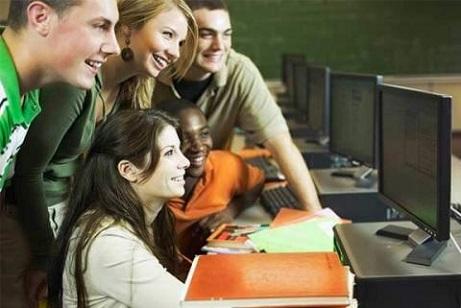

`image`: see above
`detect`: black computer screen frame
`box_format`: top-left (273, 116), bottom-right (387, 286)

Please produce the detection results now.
top-left (329, 72), bottom-right (383, 168)
top-left (292, 61), bottom-right (309, 114)
top-left (307, 65), bottom-right (330, 139)
top-left (378, 84), bottom-right (451, 241)
top-left (282, 54), bottom-right (305, 103)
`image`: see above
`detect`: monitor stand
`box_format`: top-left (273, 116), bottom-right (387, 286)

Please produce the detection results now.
top-left (376, 225), bottom-right (448, 266)
top-left (330, 165), bottom-right (376, 188)
top-left (405, 229), bottom-right (448, 266)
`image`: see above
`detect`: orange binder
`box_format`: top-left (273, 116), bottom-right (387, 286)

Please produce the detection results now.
top-left (181, 252), bottom-right (352, 307)
top-left (271, 208), bottom-right (351, 228)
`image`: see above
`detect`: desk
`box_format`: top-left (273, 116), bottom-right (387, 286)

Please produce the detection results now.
top-left (310, 168), bottom-right (393, 222)
top-left (334, 221), bottom-right (461, 308)
top-left (293, 137), bottom-right (333, 169)
top-left (333, 156), bottom-right (461, 308)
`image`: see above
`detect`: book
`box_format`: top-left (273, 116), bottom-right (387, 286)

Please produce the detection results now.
top-left (271, 208), bottom-right (350, 228)
top-left (206, 223), bottom-right (268, 250)
top-left (181, 252), bottom-right (353, 307)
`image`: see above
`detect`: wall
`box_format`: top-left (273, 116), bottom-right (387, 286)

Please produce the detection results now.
top-left (383, 75), bottom-right (461, 131)
top-left (227, 0), bottom-right (461, 79)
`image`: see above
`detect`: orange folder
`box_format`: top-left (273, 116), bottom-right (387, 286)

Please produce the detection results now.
top-left (182, 252), bottom-right (352, 307)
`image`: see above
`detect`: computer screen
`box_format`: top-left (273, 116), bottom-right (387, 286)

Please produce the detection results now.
top-left (378, 84), bottom-right (451, 242)
top-left (329, 72), bottom-right (382, 168)
top-left (292, 61), bottom-right (309, 115)
top-left (307, 65), bottom-right (330, 140)
top-left (281, 54), bottom-right (305, 102)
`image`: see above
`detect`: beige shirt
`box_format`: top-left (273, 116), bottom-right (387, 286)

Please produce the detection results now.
top-left (153, 49), bottom-right (289, 149)
top-left (63, 219), bottom-right (183, 308)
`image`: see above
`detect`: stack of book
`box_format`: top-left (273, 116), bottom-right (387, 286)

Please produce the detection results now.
top-left (180, 252), bottom-right (356, 307)
top-left (202, 208), bottom-right (347, 254)
top-left (202, 223), bottom-right (269, 254)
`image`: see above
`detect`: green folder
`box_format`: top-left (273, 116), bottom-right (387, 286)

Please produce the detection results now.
top-left (248, 217), bottom-right (341, 253)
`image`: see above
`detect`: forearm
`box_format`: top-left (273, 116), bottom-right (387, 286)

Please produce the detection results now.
top-left (264, 133), bottom-right (322, 212)
top-left (13, 176), bottom-right (55, 270)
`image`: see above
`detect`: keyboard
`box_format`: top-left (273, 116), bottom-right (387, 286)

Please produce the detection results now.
top-left (260, 186), bottom-right (299, 217)
top-left (451, 202), bottom-right (461, 224)
top-left (245, 156), bottom-right (285, 182)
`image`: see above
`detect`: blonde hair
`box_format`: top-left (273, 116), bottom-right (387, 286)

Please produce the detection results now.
top-left (116, 0), bottom-right (198, 109)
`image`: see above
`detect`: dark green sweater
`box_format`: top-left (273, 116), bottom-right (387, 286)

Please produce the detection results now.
top-left (10, 77), bottom-right (101, 270)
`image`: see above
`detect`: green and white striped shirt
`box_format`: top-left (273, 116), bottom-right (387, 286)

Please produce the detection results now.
top-left (0, 36), bottom-right (40, 190)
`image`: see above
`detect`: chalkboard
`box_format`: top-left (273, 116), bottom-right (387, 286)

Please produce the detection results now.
top-left (227, 0), bottom-right (461, 79)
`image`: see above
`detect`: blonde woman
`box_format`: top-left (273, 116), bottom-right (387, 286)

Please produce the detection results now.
top-left (9, 0), bottom-right (197, 305)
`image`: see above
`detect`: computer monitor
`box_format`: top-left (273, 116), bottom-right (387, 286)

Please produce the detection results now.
top-left (292, 61), bottom-right (309, 117)
top-left (306, 65), bottom-right (330, 143)
top-left (377, 84), bottom-right (451, 266)
top-left (281, 54), bottom-right (305, 103)
top-left (329, 72), bottom-right (382, 169)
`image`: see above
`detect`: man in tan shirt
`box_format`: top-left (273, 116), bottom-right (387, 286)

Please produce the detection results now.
top-left (152, 0), bottom-right (322, 212)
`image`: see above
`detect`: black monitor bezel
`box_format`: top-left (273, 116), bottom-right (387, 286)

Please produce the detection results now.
top-left (282, 54), bottom-right (305, 103)
top-left (292, 61), bottom-right (309, 113)
top-left (281, 53), bottom-right (305, 83)
top-left (307, 65), bottom-right (330, 139)
top-left (378, 84), bottom-right (451, 241)
top-left (329, 72), bottom-right (383, 168)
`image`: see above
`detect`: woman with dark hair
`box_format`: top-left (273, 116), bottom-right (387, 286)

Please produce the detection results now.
top-left (50, 109), bottom-right (190, 307)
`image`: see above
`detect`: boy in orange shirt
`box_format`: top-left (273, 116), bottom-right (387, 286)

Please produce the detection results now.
top-left (157, 99), bottom-right (264, 257)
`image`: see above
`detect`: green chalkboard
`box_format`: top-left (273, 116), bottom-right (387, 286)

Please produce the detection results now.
top-left (227, 0), bottom-right (461, 79)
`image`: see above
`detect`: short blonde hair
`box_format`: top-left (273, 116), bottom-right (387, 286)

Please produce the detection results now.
top-left (116, 0), bottom-right (198, 109)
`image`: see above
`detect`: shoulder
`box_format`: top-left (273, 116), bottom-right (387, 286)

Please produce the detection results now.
top-left (208, 150), bottom-right (247, 173)
top-left (226, 49), bottom-right (262, 77)
top-left (209, 150), bottom-right (243, 164)
top-left (39, 82), bottom-right (93, 110)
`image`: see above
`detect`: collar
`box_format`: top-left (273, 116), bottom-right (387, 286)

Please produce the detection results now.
top-left (0, 37), bottom-right (22, 105)
top-left (157, 49), bottom-right (235, 91)
top-left (0, 37), bottom-right (40, 125)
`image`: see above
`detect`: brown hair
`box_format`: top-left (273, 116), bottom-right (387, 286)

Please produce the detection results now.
top-left (185, 0), bottom-right (228, 12)
top-left (50, 109), bottom-right (181, 307)
top-left (8, 0), bottom-right (81, 30)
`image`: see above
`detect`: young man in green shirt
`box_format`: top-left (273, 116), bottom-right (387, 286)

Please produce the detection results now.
top-left (0, 0), bottom-right (119, 306)
top-left (153, 0), bottom-right (322, 213)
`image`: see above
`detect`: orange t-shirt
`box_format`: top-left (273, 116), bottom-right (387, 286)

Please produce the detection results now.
top-left (168, 151), bottom-right (264, 252)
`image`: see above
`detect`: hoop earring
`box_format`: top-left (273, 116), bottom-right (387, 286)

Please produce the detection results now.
top-left (121, 37), bottom-right (134, 62)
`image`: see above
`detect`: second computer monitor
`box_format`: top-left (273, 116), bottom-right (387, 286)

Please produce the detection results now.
top-left (329, 72), bottom-right (382, 167)
top-left (307, 65), bottom-right (330, 140)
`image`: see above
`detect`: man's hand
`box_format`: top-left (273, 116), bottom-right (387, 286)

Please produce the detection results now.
top-left (198, 208), bottom-right (234, 232)
top-left (25, 269), bottom-right (48, 308)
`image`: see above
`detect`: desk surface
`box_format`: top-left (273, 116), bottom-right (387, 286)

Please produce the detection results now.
top-left (236, 156), bottom-right (461, 225)
top-left (310, 167), bottom-right (378, 195)
top-left (334, 220), bottom-right (461, 280)
top-left (292, 137), bottom-right (329, 154)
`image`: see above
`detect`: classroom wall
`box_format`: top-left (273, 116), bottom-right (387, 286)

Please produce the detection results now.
top-left (227, 0), bottom-right (461, 79)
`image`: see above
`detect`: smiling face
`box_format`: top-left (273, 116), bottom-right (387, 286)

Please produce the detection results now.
top-left (187, 8), bottom-right (232, 81)
top-left (135, 125), bottom-right (190, 205)
top-left (177, 107), bottom-right (213, 178)
top-left (47, 0), bottom-right (120, 89)
top-left (127, 6), bottom-right (188, 78)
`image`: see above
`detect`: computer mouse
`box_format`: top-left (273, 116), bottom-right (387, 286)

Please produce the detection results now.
top-left (355, 177), bottom-right (375, 189)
